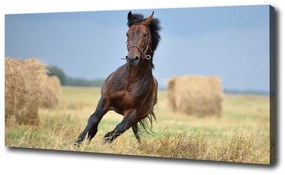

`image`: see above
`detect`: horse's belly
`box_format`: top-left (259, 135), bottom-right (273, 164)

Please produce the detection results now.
top-left (108, 91), bottom-right (133, 114)
top-left (109, 89), bottom-right (156, 117)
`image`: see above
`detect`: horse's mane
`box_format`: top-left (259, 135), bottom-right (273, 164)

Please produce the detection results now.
top-left (127, 13), bottom-right (161, 53)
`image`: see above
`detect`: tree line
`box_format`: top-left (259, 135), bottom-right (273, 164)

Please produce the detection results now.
top-left (47, 65), bottom-right (104, 87)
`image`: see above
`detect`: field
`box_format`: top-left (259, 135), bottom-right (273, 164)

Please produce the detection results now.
top-left (5, 87), bottom-right (271, 164)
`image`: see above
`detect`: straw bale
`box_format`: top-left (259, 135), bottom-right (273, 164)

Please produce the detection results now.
top-left (40, 76), bottom-right (61, 108)
top-left (167, 75), bottom-right (223, 117)
top-left (5, 57), bottom-right (48, 125)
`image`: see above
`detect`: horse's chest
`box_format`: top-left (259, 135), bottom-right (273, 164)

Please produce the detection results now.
top-left (114, 83), bottom-right (149, 103)
top-left (109, 80), bottom-right (153, 113)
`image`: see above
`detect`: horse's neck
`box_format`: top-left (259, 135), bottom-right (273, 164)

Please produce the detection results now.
top-left (125, 63), bottom-right (152, 81)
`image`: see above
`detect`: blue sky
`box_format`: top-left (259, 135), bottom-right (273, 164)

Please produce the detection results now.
top-left (5, 5), bottom-right (270, 92)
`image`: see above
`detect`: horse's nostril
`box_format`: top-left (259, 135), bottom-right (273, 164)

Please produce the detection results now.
top-left (135, 56), bottom-right (139, 60)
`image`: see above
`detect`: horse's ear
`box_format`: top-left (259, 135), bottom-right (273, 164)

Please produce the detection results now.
top-left (128, 11), bottom-right (134, 22)
top-left (143, 11), bottom-right (154, 26)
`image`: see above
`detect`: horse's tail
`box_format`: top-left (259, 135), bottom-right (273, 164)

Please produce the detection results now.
top-left (138, 110), bottom-right (156, 135)
top-left (139, 78), bottom-right (158, 135)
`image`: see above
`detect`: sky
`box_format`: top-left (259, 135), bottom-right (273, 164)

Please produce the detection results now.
top-left (5, 5), bottom-right (270, 92)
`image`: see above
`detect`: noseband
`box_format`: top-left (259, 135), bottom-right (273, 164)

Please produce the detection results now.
top-left (127, 23), bottom-right (152, 60)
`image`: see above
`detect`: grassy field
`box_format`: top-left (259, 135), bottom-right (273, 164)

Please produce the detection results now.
top-left (5, 87), bottom-right (271, 164)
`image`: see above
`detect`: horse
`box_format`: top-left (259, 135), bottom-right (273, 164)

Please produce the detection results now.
top-left (75, 11), bottom-right (161, 145)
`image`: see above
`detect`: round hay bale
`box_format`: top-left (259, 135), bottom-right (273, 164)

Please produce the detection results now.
top-left (5, 57), bottom-right (48, 125)
top-left (167, 75), bottom-right (223, 117)
top-left (40, 76), bottom-right (61, 108)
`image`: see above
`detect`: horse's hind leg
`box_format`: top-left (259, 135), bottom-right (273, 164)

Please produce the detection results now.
top-left (132, 124), bottom-right (141, 143)
top-left (103, 110), bottom-right (138, 143)
top-left (75, 97), bottom-right (108, 146)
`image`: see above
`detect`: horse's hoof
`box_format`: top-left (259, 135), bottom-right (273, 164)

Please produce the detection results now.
top-left (102, 137), bottom-right (111, 144)
top-left (74, 137), bottom-right (84, 147)
top-left (73, 142), bottom-right (80, 147)
top-left (102, 135), bottom-right (114, 144)
top-left (73, 140), bottom-right (82, 147)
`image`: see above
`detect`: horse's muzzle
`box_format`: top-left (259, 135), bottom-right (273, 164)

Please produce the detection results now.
top-left (126, 56), bottom-right (140, 67)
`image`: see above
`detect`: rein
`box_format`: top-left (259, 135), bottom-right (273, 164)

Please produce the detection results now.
top-left (126, 23), bottom-right (152, 60)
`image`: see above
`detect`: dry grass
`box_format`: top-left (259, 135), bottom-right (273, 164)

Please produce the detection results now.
top-left (5, 87), bottom-right (270, 164)
top-left (167, 75), bottom-right (223, 117)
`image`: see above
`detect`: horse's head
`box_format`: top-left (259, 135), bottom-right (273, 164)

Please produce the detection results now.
top-left (126, 11), bottom-right (154, 67)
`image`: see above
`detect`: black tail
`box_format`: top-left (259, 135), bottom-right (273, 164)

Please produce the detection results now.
top-left (138, 110), bottom-right (156, 135)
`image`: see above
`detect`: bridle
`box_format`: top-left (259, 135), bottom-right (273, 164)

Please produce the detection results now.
top-left (126, 23), bottom-right (152, 60)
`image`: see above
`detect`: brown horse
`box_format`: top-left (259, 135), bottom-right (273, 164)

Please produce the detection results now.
top-left (75, 11), bottom-right (161, 145)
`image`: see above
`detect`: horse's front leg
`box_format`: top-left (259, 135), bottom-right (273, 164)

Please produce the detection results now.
top-left (75, 97), bottom-right (109, 146)
top-left (103, 110), bottom-right (138, 143)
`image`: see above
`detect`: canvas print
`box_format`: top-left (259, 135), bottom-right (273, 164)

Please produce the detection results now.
top-left (5, 5), bottom-right (275, 164)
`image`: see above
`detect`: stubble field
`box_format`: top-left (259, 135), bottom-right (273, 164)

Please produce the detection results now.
top-left (5, 87), bottom-right (271, 164)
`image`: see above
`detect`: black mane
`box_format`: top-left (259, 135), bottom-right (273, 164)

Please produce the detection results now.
top-left (127, 13), bottom-right (161, 53)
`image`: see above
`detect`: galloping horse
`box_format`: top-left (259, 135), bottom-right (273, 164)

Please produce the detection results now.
top-left (75, 11), bottom-right (161, 145)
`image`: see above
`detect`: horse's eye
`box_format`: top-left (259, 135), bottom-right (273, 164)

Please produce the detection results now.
top-left (144, 33), bottom-right (147, 37)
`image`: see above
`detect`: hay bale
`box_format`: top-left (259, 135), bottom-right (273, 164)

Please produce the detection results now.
top-left (167, 75), bottom-right (223, 117)
top-left (5, 57), bottom-right (48, 125)
top-left (40, 76), bottom-right (61, 108)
